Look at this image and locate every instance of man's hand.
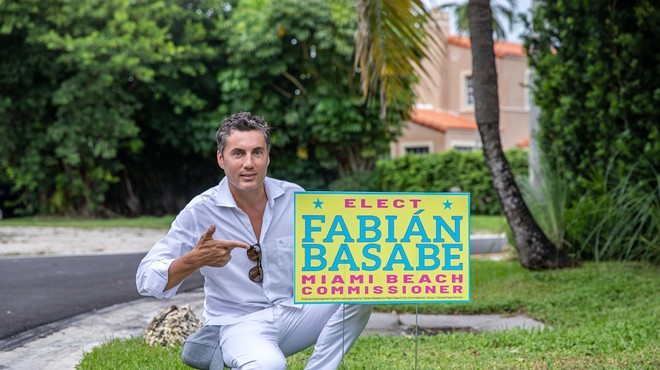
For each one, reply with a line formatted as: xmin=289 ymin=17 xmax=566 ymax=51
xmin=191 ymin=224 xmax=251 ymax=268
xmin=165 ymin=224 xmax=250 ymax=290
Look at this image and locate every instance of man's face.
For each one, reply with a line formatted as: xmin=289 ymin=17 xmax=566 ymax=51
xmin=217 ymin=129 xmax=269 ymax=194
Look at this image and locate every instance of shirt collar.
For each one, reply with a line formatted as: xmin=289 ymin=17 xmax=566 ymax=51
xmin=214 ymin=177 xmax=284 ymax=207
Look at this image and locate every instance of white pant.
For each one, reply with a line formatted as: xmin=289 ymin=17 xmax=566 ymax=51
xmin=219 ymin=304 xmax=372 ymax=370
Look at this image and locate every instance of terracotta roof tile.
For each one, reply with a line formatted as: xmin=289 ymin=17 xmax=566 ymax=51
xmin=411 ymin=109 xmax=477 ymax=132
xmin=447 ymin=35 xmax=526 ymax=58
xmin=516 ymin=137 xmax=530 ymax=148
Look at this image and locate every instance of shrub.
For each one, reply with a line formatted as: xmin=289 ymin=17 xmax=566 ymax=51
xmin=519 ymin=152 xmax=568 ymax=250
xmin=327 ymin=170 xmax=380 ymax=192
xmin=519 ymin=151 xmax=659 ymax=265
xmin=564 ymin=165 xmax=659 ymax=265
xmin=372 ymin=148 xmax=528 ymax=215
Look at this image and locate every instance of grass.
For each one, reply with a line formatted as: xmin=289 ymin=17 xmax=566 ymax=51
xmin=0 ymin=215 xmax=507 ymax=234
xmin=469 ymin=215 xmax=508 ymax=235
xmin=77 ymin=260 xmax=659 ymax=369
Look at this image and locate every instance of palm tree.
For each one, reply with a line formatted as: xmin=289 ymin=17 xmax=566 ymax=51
xmin=440 ymin=0 xmax=520 ymax=40
xmin=355 ymin=0 xmax=572 ymax=269
xmin=466 ymin=0 xmax=570 ymax=269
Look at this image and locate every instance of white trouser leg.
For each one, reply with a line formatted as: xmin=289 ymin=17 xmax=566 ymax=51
xmin=277 ymin=304 xmax=373 ymax=370
xmin=220 ymin=303 xmax=372 ymax=370
xmin=303 ymin=304 xmax=372 ymax=370
xmin=220 ymin=319 xmax=286 ymax=370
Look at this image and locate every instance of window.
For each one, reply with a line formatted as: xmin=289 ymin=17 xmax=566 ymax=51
xmin=465 ymin=75 xmax=474 ymax=106
xmin=450 ymin=139 xmax=481 ymax=152
xmin=453 ymin=145 xmax=475 ymax=152
xmin=405 ymin=146 xmax=430 ymax=155
xmin=399 ymin=141 xmax=433 ymax=157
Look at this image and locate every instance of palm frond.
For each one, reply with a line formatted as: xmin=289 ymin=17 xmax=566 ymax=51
xmin=355 ymin=0 xmax=444 ymax=118
xmin=440 ymin=0 xmax=520 ymax=40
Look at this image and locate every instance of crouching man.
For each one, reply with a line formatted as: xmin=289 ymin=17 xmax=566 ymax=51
xmin=137 ymin=112 xmax=372 ymax=369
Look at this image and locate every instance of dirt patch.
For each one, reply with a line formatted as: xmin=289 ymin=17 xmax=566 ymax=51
xmin=0 ymin=226 xmax=167 ymax=257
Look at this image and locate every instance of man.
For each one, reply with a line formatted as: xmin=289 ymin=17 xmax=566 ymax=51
xmin=136 ymin=112 xmax=372 ymax=370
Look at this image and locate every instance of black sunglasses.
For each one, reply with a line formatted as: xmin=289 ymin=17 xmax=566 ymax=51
xmin=247 ymin=243 xmax=263 ymax=283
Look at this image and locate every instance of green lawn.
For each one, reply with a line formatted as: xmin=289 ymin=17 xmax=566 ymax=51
xmin=77 ymin=260 xmax=659 ymax=369
xmin=469 ymin=215 xmax=508 ymax=235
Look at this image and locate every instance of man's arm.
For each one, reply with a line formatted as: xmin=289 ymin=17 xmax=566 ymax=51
xmin=164 ymin=224 xmax=250 ymax=291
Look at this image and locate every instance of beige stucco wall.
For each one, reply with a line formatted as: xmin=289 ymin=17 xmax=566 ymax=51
xmin=390 ymin=120 xmax=446 ymax=157
xmin=414 ymin=10 xmax=450 ymax=110
xmin=496 ymin=55 xmax=530 ymax=148
xmin=444 ymin=129 xmax=482 ymax=150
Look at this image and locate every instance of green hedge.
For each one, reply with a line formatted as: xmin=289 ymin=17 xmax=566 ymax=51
xmin=372 ymin=148 xmax=528 ymax=215
xmin=526 ymin=0 xmax=660 ymax=202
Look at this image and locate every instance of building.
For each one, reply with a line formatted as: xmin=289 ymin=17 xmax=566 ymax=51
xmin=390 ymin=11 xmax=531 ymax=158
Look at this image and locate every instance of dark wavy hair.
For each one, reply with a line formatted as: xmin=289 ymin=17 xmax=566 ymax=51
xmin=215 ymin=112 xmax=271 ymax=154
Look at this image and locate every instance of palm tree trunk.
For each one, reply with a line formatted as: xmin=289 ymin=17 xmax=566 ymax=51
xmin=467 ymin=0 xmax=571 ymax=269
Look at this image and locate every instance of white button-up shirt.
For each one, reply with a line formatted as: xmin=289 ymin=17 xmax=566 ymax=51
xmin=136 ymin=177 xmax=302 ymax=325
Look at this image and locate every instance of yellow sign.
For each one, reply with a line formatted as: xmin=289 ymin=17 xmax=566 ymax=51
xmin=294 ymin=192 xmax=470 ymax=304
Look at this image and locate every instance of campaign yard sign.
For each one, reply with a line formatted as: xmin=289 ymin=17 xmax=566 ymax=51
xmin=294 ymin=192 xmax=470 ymax=304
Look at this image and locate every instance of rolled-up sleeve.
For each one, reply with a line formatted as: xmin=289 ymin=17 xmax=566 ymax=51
xmin=136 ymin=209 xmax=200 ymax=299
xmin=136 ymin=258 xmax=178 ymax=299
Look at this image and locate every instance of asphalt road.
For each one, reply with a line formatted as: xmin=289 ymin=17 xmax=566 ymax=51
xmin=0 ymin=253 xmax=203 ymax=341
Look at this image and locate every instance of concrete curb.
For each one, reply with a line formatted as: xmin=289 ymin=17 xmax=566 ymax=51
xmin=363 ymin=312 xmax=547 ymax=336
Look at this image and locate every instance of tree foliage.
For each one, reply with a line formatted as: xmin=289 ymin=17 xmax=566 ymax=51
xmin=0 ymin=0 xmax=416 ymax=215
xmin=522 ymin=0 xmax=659 ymax=264
xmin=0 ymin=0 xmax=232 ymax=215
xmin=525 ymin=0 xmax=660 ymax=197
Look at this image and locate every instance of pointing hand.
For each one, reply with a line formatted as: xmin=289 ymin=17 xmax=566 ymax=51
xmin=192 ymin=224 xmax=250 ymax=268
